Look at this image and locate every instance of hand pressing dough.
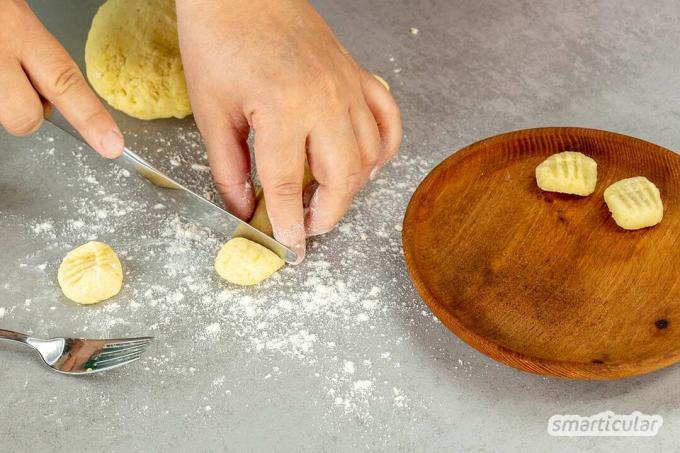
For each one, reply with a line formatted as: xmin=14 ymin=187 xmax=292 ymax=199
xmin=535 ymin=151 xmax=597 ymax=196
xmin=604 ymin=176 xmax=663 ymax=230
xmin=215 ymin=238 xmax=284 ymax=286
xmin=85 ymin=0 xmax=191 ymax=120
xmin=223 ymin=162 xmax=314 ymax=285
xmin=58 ymin=241 xmax=123 ymax=304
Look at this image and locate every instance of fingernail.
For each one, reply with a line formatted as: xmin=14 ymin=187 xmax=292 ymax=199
xmin=369 ymin=166 xmax=381 ymax=181
xmin=242 ymin=178 xmax=254 ymax=209
xmin=305 ymin=212 xmax=336 ymax=236
xmin=273 ymin=223 xmax=306 ymax=265
xmin=101 ymin=130 xmax=124 ymax=157
xmin=307 ymin=224 xmax=336 ymax=237
xmin=303 ymin=182 xmax=319 ymax=207
xmin=290 ymin=242 xmax=306 ymax=265
xmin=303 ymin=189 xmax=334 ymax=236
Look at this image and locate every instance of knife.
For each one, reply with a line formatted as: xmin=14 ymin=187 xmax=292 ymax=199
xmin=46 ymin=109 xmax=297 ymax=263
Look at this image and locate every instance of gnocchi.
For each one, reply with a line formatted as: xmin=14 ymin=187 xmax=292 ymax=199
xmin=215 ymin=238 xmax=284 ymax=286
xmin=604 ymin=176 xmax=663 ymax=230
xmin=58 ymin=241 xmax=123 ymax=304
xmin=535 ymin=151 xmax=598 ymax=196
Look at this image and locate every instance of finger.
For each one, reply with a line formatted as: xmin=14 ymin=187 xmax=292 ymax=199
xmin=360 ymin=70 xmax=402 ymax=173
xmin=18 ymin=19 xmax=123 ymax=158
xmin=0 ymin=56 xmax=43 ymax=136
xmin=305 ymin=117 xmax=363 ymax=236
xmin=253 ymin=120 xmax=307 ymax=264
xmin=200 ymin=114 xmax=255 ymax=221
xmin=350 ymin=100 xmax=381 ymax=182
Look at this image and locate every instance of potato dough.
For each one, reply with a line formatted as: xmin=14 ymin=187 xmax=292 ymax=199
xmin=604 ymin=176 xmax=663 ymax=230
xmin=215 ymin=238 xmax=284 ymax=286
xmin=535 ymin=151 xmax=597 ymax=196
xmin=58 ymin=241 xmax=123 ymax=304
xmin=85 ymin=0 xmax=191 ymax=119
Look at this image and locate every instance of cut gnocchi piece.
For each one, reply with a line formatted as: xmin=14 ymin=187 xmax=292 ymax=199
xmin=535 ymin=151 xmax=598 ymax=196
xmin=58 ymin=241 xmax=123 ymax=304
xmin=604 ymin=176 xmax=663 ymax=230
xmin=214 ymin=237 xmax=284 ymax=286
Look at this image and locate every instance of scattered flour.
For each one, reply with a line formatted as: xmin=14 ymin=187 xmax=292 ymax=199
xmin=205 ymin=323 xmax=221 ymax=337
xmin=32 ymin=222 xmax=54 ymax=234
xmin=0 ymin=127 xmax=446 ymax=430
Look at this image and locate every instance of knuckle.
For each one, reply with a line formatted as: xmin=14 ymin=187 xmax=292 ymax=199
xmin=364 ymin=153 xmax=380 ymax=169
xmin=214 ymin=178 xmax=246 ymax=196
xmin=346 ymin=171 xmax=364 ymax=192
xmin=248 ymin=98 xmax=293 ymax=129
xmin=359 ymin=140 xmax=381 ymax=168
xmin=269 ymin=179 xmax=303 ymax=201
xmin=332 ymin=170 xmax=363 ymax=194
xmin=5 ymin=113 xmax=42 ymax=136
xmin=359 ymin=147 xmax=380 ymax=169
xmin=311 ymin=217 xmax=337 ymax=235
xmin=82 ymin=107 xmax=108 ymax=125
xmin=48 ymin=63 xmax=83 ymax=98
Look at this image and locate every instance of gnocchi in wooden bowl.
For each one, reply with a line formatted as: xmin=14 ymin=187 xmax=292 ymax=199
xmin=402 ymin=127 xmax=680 ymax=380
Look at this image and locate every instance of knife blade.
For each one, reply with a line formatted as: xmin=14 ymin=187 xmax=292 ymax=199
xmin=46 ymin=109 xmax=297 ymax=263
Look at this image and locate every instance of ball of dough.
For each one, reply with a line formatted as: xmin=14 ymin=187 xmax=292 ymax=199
xmin=58 ymin=241 xmax=123 ymax=305
xmin=85 ymin=0 xmax=191 ymax=120
xmin=215 ymin=238 xmax=285 ymax=286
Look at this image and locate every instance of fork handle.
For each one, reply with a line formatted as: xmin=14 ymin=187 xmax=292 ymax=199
xmin=0 ymin=329 xmax=31 ymax=345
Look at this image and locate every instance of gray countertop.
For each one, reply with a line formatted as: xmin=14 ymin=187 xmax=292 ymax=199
xmin=2 ymin=0 xmax=680 ymax=451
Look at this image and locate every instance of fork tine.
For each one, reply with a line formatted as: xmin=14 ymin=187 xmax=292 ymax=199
xmin=93 ymin=350 xmax=145 ymax=367
xmin=96 ymin=344 xmax=149 ymax=359
xmin=104 ymin=337 xmax=153 ymax=348
xmin=89 ymin=354 xmax=143 ymax=372
xmin=97 ymin=344 xmax=150 ymax=361
xmin=102 ymin=339 xmax=152 ymax=352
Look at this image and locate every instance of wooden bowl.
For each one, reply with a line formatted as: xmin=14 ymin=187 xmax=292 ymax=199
xmin=402 ymin=127 xmax=680 ymax=380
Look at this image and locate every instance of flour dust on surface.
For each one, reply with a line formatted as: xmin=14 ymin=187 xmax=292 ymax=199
xmin=0 ymin=124 xmax=482 ymax=445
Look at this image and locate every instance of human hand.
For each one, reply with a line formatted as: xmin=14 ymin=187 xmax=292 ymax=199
xmin=176 ymin=0 xmax=402 ymax=263
xmin=0 ymin=0 xmax=123 ymax=157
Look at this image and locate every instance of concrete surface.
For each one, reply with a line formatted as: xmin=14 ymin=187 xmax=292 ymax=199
xmin=2 ymin=0 xmax=680 ymax=451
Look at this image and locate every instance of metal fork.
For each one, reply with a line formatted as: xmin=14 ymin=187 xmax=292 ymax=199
xmin=0 ymin=329 xmax=152 ymax=375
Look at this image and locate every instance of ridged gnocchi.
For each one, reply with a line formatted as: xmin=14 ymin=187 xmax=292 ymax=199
xmin=604 ymin=176 xmax=663 ymax=230
xmin=535 ymin=151 xmax=598 ymax=196
xmin=58 ymin=241 xmax=123 ymax=304
xmin=215 ymin=238 xmax=284 ymax=286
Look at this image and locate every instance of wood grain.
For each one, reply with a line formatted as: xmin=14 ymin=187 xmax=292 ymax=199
xmin=402 ymin=127 xmax=680 ymax=380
